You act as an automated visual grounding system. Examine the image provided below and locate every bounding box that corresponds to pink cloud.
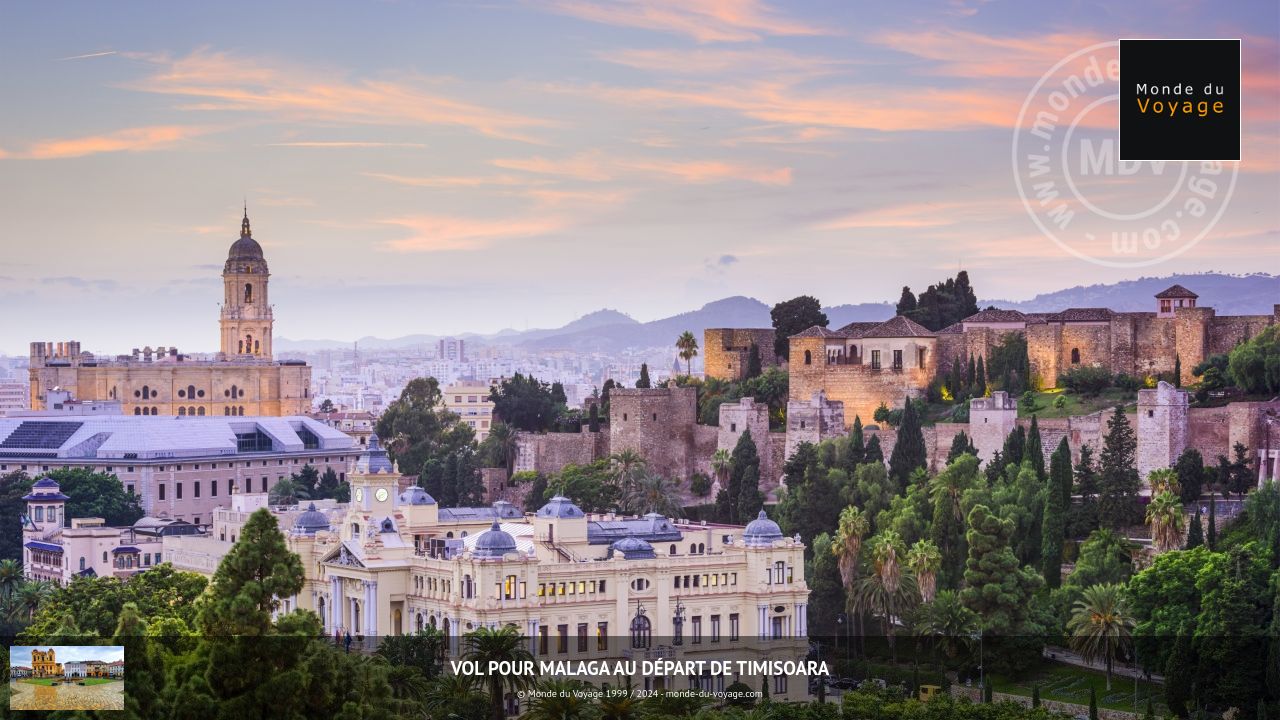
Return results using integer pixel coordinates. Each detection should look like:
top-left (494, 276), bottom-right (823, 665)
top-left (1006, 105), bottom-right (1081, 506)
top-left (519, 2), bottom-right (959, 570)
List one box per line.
top-left (872, 29), bottom-right (1107, 79)
top-left (124, 49), bottom-right (552, 143)
top-left (362, 172), bottom-right (550, 188)
top-left (492, 150), bottom-right (792, 185)
top-left (379, 214), bottom-right (570, 252)
top-left (540, 0), bottom-right (835, 43)
top-left (15, 125), bottom-right (207, 159)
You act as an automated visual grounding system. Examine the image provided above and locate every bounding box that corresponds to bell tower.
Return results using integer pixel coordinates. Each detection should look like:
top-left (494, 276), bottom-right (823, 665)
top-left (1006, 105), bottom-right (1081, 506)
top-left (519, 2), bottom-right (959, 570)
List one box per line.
top-left (221, 206), bottom-right (274, 358)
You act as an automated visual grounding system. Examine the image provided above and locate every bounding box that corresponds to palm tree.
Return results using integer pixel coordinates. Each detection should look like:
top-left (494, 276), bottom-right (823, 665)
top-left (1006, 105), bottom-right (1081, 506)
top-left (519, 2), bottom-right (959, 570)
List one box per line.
top-left (609, 450), bottom-right (647, 493)
top-left (832, 506), bottom-right (869, 588)
top-left (711, 449), bottom-right (732, 493)
top-left (9, 580), bottom-right (54, 623)
top-left (676, 331), bottom-right (699, 376)
top-left (462, 625), bottom-right (536, 720)
top-left (912, 590), bottom-right (979, 661)
top-left (424, 673), bottom-right (486, 717)
top-left (0, 559), bottom-right (22, 599)
top-left (1146, 468), bottom-right (1181, 497)
top-left (906, 539), bottom-right (942, 603)
top-left (852, 530), bottom-right (919, 657)
top-left (1145, 490), bottom-right (1186, 553)
top-left (624, 473), bottom-right (684, 517)
top-left (1067, 583), bottom-right (1134, 691)
top-left (486, 421), bottom-right (519, 475)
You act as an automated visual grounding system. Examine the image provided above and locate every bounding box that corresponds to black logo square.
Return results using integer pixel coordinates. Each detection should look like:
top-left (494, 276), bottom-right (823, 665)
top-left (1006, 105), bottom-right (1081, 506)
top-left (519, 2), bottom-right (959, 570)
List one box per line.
top-left (1119, 39), bottom-right (1240, 161)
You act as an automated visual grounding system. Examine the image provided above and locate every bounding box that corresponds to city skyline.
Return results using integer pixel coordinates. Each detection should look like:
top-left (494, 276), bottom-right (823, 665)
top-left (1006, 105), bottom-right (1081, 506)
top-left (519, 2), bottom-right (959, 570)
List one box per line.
top-left (1, 0), bottom-right (1277, 355)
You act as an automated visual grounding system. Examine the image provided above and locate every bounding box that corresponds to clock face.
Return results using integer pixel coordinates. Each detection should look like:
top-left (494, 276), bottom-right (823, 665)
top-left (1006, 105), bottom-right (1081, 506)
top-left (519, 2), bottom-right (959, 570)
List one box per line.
top-left (375, 488), bottom-right (389, 502)
top-left (354, 488), bottom-right (364, 502)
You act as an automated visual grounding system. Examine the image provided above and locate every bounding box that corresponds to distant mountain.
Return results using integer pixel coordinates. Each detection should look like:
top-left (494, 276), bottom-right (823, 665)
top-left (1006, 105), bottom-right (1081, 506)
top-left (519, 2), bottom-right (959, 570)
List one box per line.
top-left (275, 273), bottom-right (1277, 353)
top-left (984, 273), bottom-right (1279, 315)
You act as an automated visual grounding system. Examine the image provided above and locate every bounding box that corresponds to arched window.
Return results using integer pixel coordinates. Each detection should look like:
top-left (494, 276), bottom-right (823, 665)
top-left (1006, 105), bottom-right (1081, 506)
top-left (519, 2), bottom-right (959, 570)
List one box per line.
top-left (79, 557), bottom-right (85, 571)
top-left (670, 544), bottom-right (677, 556)
top-left (698, 543), bottom-right (705, 554)
top-left (142, 385), bottom-right (151, 399)
top-left (134, 407), bottom-right (142, 416)
top-left (197, 407), bottom-right (205, 416)
top-left (245, 334), bottom-right (254, 354)
top-left (630, 612), bottom-right (652, 649)
top-left (188, 406), bottom-right (196, 416)
top-left (416, 614), bottom-right (423, 633)
top-left (803, 350), bottom-right (812, 365)
top-left (254, 339), bottom-right (260, 354)
top-left (1071, 348), bottom-right (1081, 364)
top-left (187, 385), bottom-right (196, 400)
top-left (102, 551), bottom-right (108, 563)
top-left (244, 283), bottom-right (253, 303)
top-left (178, 407), bottom-right (186, 416)
top-left (463, 575), bottom-right (474, 599)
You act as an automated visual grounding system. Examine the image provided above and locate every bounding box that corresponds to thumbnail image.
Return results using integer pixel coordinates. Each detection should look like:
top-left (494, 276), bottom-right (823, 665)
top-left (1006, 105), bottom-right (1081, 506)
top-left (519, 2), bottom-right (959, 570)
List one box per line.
top-left (9, 645), bottom-right (125, 711)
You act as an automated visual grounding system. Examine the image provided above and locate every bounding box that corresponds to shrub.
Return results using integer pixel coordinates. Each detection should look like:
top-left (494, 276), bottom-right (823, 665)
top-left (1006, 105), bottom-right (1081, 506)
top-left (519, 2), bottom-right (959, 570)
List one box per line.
top-left (1114, 373), bottom-right (1142, 392)
top-left (690, 473), bottom-right (712, 497)
top-left (1053, 395), bottom-right (1067, 410)
top-left (1059, 366), bottom-right (1113, 395)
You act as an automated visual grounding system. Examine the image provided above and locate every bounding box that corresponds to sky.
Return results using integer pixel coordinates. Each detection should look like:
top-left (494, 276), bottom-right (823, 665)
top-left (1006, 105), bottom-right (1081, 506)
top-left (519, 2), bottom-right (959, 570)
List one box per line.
top-left (0, 0), bottom-right (1277, 355)
top-left (9, 645), bottom-right (125, 666)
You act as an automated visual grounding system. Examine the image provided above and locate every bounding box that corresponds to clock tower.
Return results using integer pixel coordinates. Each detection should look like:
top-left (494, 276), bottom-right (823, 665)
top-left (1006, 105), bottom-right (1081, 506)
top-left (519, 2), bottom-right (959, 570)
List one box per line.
top-left (220, 206), bottom-right (274, 358)
top-left (345, 434), bottom-right (400, 540)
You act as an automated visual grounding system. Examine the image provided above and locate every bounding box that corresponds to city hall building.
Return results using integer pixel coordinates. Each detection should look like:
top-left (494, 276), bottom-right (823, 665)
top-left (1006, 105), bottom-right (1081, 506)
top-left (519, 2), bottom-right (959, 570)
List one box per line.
top-left (162, 435), bottom-right (813, 703)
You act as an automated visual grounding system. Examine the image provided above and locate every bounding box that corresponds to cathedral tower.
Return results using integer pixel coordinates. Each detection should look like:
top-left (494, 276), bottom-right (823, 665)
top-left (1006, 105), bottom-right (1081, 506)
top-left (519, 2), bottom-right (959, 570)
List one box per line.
top-left (220, 207), bottom-right (274, 358)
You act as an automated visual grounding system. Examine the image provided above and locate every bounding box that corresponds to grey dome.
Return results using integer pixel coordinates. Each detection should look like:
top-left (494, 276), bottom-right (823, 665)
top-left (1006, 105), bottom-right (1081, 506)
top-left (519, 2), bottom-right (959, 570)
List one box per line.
top-left (537, 496), bottom-right (584, 519)
top-left (228, 211), bottom-right (264, 261)
top-left (743, 510), bottom-right (783, 547)
top-left (399, 487), bottom-right (436, 506)
top-left (292, 503), bottom-right (330, 534)
top-left (474, 520), bottom-right (517, 559)
top-left (610, 536), bottom-right (655, 560)
top-left (354, 433), bottom-right (394, 474)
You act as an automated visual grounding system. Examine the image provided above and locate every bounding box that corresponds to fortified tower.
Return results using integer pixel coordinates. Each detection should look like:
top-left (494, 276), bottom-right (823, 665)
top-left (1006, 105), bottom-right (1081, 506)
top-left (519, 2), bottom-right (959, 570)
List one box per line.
top-left (220, 207), bottom-right (274, 358)
top-left (1137, 380), bottom-right (1189, 489)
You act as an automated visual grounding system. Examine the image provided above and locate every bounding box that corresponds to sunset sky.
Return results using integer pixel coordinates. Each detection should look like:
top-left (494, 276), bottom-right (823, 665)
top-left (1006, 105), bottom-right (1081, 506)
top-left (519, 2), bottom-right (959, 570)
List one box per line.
top-left (1, 0), bottom-right (1277, 354)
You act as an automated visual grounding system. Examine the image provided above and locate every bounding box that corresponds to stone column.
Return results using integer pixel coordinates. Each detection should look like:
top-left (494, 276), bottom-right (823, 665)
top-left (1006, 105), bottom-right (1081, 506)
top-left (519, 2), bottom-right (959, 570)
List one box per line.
top-left (330, 577), bottom-right (341, 632)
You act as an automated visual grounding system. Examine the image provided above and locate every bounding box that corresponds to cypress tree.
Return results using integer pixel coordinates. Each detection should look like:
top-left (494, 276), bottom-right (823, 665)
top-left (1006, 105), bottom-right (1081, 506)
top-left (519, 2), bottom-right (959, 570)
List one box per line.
top-left (951, 356), bottom-right (964, 398)
top-left (746, 343), bottom-right (763, 379)
top-left (588, 403), bottom-right (600, 432)
top-left (636, 363), bottom-right (651, 389)
top-left (1041, 437), bottom-right (1071, 588)
top-left (1207, 495), bottom-right (1217, 549)
top-left (865, 434), bottom-right (884, 464)
top-left (847, 416), bottom-right (866, 469)
top-left (738, 465), bottom-right (763, 521)
top-left (729, 429), bottom-right (760, 523)
top-left (947, 431), bottom-right (977, 464)
top-left (1003, 425), bottom-right (1026, 471)
top-left (1025, 415), bottom-right (1045, 480)
top-left (1174, 356), bottom-right (1182, 388)
top-left (1186, 509), bottom-right (1203, 549)
top-left (985, 450), bottom-right (1005, 485)
top-left (975, 356), bottom-right (987, 396)
top-left (889, 398), bottom-right (927, 491)
top-left (967, 354), bottom-right (976, 390)
top-left (1032, 684), bottom-right (1041, 708)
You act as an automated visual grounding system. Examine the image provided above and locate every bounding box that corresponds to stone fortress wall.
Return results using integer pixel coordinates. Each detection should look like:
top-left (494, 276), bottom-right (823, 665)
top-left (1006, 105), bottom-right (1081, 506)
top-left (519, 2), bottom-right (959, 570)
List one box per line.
top-left (703, 328), bottom-right (778, 382)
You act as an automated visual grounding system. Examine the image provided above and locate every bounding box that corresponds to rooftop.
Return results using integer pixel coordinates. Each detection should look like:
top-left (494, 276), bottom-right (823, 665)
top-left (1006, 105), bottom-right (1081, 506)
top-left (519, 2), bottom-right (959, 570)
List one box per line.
top-left (0, 415), bottom-right (354, 460)
top-left (1155, 284), bottom-right (1199, 299)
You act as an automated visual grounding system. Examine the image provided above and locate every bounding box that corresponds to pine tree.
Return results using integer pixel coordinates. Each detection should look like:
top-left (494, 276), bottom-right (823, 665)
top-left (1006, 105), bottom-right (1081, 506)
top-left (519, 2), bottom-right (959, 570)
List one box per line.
top-left (865, 434), bottom-right (884, 464)
top-left (897, 286), bottom-right (918, 314)
top-left (1097, 406), bottom-right (1140, 530)
top-left (746, 343), bottom-right (763, 379)
top-left (889, 398), bottom-right (927, 491)
top-left (1041, 437), bottom-right (1071, 588)
top-left (636, 363), bottom-right (651, 389)
top-left (961, 505), bottom-right (1042, 637)
top-left (1185, 509), bottom-right (1203, 548)
top-left (1025, 415), bottom-right (1045, 480)
top-left (1207, 495), bottom-right (1217, 549)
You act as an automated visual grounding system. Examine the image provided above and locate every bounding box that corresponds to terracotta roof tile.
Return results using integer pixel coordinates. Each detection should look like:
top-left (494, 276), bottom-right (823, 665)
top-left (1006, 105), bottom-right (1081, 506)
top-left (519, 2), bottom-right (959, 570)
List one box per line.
top-left (1155, 284), bottom-right (1198, 299)
top-left (862, 315), bottom-right (936, 338)
top-left (1046, 308), bottom-right (1116, 323)
top-left (962, 308), bottom-right (1027, 324)
top-left (835, 321), bottom-right (882, 338)
top-left (790, 325), bottom-right (843, 339)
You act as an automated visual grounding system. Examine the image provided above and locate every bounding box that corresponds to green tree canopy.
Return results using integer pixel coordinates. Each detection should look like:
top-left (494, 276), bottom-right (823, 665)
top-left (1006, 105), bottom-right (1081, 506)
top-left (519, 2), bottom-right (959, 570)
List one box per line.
top-left (770, 295), bottom-right (828, 359)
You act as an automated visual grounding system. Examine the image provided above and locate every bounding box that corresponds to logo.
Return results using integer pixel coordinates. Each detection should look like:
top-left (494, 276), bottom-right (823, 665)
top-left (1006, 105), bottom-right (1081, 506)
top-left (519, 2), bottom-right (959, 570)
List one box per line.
top-left (1012, 41), bottom-right (1238, 268)
top-left (1119, 39), bottom-right (1241, 161)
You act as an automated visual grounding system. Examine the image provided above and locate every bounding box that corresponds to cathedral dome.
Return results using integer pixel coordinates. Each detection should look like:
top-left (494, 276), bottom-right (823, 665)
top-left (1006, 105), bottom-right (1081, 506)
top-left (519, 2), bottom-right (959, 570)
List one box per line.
top-left (536, 496), bottom-right (584, 519)
top-left (610, 536), bottom-right (655, 560)
top-left (742, 510), bottom-right (783, 547)
top-left (225, 209), bottom-right (267, 269)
